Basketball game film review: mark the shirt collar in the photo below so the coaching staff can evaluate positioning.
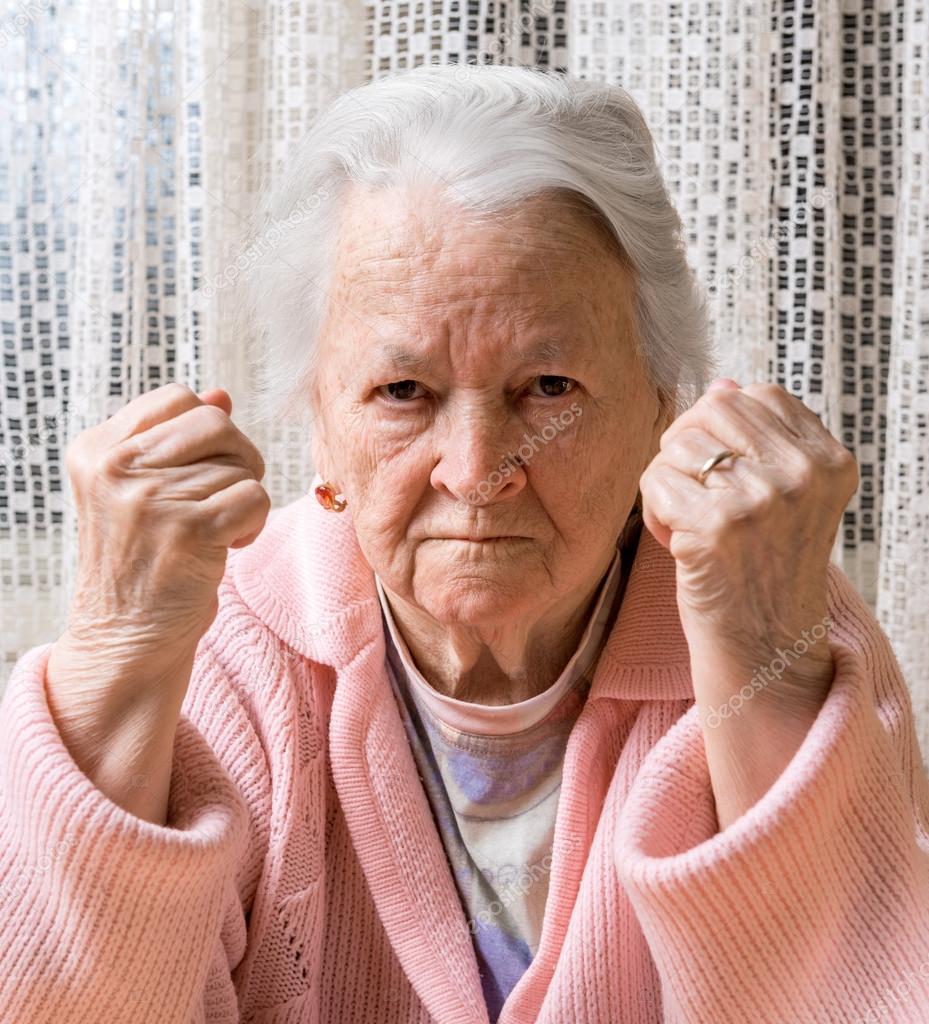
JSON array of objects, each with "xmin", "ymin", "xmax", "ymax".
[{"xmin": 373, "ymin": 539, "xmax": 626, "ymax": 732}]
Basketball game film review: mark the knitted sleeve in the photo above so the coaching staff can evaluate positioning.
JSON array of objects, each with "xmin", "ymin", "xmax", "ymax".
[
  {"xmin": 614, "ymin": 562, "xmax": 929, "ymax": 1023},
  {"xmin": 0, "ymin": 572, "xmax": 275, "ymax": 1024}
]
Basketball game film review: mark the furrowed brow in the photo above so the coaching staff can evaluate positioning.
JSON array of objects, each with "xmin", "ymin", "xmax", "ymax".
[
  {"xmin": 377, "ymin": 337, "xmax": 569, "ymax": 377},
  {"xmin": 521, "ymin": 339, "xmax": 566, "ymax": 364},
  {"xmin": 380, "ymin": 344, "xmax": 436, "ymax": 377}
]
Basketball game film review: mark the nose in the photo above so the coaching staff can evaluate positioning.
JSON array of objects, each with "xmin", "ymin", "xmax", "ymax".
[{"xmin": 430, "ymin": 405, "xmax": 527, "ymax": 508}]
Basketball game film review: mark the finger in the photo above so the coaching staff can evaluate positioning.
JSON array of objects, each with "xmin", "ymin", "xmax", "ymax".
[
  {"xmin": 102, "ymin": 383, "xmax": 205, "ymax": 445},
  {"xmin": 140, "ymin": 458, "xmax": 257, "ymax": 502},
  {"xmin": 643, "ymin": 460, "xmax": 773, "ymax": 545},
  {"xmin": 640, "ymin": 461, "xmax": 714, "ymax": 547},
  {"xmin": 657, "ymin": 381, "xmax": 737, "ymax": 446},
  {"xmin": 196, "ymin": 477, "xmax": 271, "ymax": 549},
  {"xmin": 660, "ymin": 426, "xmax": 757, "ymax": 485},
  {"xmin": 739, "ymin": 382, "xmax": 831, "ymax": 446},
  {"xmin": 663, "ymin": 386, "xmax": 802, "ymax": 465},
  {"xmin": 127, "ymin": 404, "xmax": 265, "ymax": 482},
  {"xmin": 197, "ymin": 387, "xmax": 233, "ymax": 418},
  {"xmin": 662, "ymin": 420, "xmax": 808, "ymax": 506},
  {"xmin": 707, "ymin": 377, "xmax": 741, "ymax": 391}
]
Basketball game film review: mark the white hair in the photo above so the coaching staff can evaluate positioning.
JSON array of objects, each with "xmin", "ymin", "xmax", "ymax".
[{"xmin": 235, "ymin": 62, "xmax": 716, "ymax": 432}]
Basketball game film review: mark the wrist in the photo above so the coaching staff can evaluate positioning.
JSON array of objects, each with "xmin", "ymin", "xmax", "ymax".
[
  {"xmin": 687, "ymin": 628, "xmax": 836, "ymax": 724},
  {"xmin": 46, "ymin": 632, "xmax": 195, "ymax": 729}
]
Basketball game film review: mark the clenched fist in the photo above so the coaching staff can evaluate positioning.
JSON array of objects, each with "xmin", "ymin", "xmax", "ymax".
[{"xmin": 49, "ymin": 382, "xmax": 271, "ymax": 707}]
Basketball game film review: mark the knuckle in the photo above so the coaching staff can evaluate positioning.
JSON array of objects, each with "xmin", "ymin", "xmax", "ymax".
[
  {"xmin": 782, "ymin": 461, "xmax": 815, "ymax": 500},
  {"xmin": 732, "ymin": 497, "xmax": 765, "ymax": 523},
  {"xmin": 655, "ymin": 433, "xmax": 681, "ymax": 460},
  {"xmin": 738, "ymin": 498, "xmax": 772, "ymax": 528},
  {"xmin": 640, "ymin": 463, "xmax": 667, "ymax": 496},
  {"xmin": 781, "ymin": 478, "xmax": 807, "ymax": 503},
  {"xmin": 703, "ymin": 388, "xmax": 735, "ymax": 411},
  {"xmin": 63, "ymin": 435, "xmax": 88, "ymax": 478},
  {"xmin": 659, "ymin": 422, "xmax": 678, "ymax": 447},
  {"xmin": 99, "ymin": 440, "xmax": 137, "ymax": 481},
  {"xmin": 198, "ymin": 403, "xmax": 230, "ymax": 431},
  {"xmin": 833, "ymin": 444, "xmax": 858, "ymax": 475},
  {"xmin": 127, "ymin": 475, "xmax": 165, "ymax": 505},
  {"xmin": 745, "ymin": 381, "xmax": 783, "ymax": 400},
  {"xmin": 242, "ymin": 478, "xmax": 271, "ymax": 508},
  {"xmin": 164, "ymin": 381, "xmax": 196, "ymax": 400},
  {"xmin": 186, "ymin": 496, "xmax": 220, "ymax": 537}
]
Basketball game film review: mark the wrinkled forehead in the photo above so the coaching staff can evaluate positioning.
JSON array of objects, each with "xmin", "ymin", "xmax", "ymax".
[{"xmin": 326, "ymin": 183, "xmax": 633, "ymax": 318}]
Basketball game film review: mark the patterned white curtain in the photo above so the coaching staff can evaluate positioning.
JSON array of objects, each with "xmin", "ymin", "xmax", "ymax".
[{"xmin": 2, "ymin": 0, "xmax": 928, "ymax": 765}]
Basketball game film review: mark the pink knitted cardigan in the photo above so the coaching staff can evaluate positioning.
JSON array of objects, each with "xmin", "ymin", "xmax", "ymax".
[{"xmin": 3, "ymin": 490, "xmax": 929, "ymax": 1024}]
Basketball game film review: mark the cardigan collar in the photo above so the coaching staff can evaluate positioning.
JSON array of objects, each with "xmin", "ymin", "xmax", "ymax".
[
  {"xmin": 231, "ymin": 479, "xmax": 694, "ymax": 702},
  {"xmin": 232, "ymin": 480, "xmax": 695, "ymax": 1023}
]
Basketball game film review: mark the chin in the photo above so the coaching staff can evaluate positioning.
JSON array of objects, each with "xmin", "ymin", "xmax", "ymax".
[{"xmin": 414, "ymin": 558, "xmax": 546, "ymax": 627}]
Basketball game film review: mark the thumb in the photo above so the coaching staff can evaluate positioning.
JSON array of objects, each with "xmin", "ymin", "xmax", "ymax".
[
  {"xmin": 707, "ymin": 377, "xmax": 740, "ymax": 392},
  {"xmin": 197, "ymin": 387, "xmax": 233, "ymax": 417}
]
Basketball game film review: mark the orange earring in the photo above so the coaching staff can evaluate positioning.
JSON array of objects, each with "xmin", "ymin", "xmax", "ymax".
[{"xmin": 314, "ymin": 481, "xmax": 347, "ymax": 512}]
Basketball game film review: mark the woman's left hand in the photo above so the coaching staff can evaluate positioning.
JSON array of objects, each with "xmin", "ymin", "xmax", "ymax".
[{"xmin": 639, "ymin": 378, "xmax": 860, "ymax": 716}]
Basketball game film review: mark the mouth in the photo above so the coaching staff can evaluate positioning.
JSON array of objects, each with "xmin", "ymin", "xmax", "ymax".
[{"xmin": 435, "ymin": 536, "xmax": 527, "ymax": 543}]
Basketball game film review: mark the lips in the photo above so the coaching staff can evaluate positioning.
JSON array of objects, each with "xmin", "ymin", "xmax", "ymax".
[{"xmin": 439, "ymin": 535, "xmax": 523, "ymax": 542}]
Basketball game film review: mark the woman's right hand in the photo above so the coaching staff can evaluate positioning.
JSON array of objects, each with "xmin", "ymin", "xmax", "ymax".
[
  {"xmin": 44, "ymin": 383, "xmax": 271, "ymax": 809},
  {"xmin": 64, "ymin": 380, "xmax": 268, "ymax": 642}
]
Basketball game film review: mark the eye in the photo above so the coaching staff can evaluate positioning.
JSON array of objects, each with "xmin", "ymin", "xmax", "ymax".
[
  {"xmin": 377, "ymin": 380, "xmax": 428, "ymax": 402},
  {"xmin": 525, "ymin": 375, "xmax": 576, "ymax": 398}
]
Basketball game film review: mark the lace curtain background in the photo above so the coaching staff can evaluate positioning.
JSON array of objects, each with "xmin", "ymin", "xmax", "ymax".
[{"xmin": 2, "ymin": 1, "xmax": 927, "ymax": 764}]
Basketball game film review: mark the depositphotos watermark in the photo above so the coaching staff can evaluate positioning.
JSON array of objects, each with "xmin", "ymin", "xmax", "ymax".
[
  {"xmin": 0, "ymin": 833, "xmax": 78, "ymax": 906},
  {"xmin": 0, "ymin": 0, "xmax": 52, "ymax": 47},
  {"xmin": 703, "ymin": 614, "xmax": 835, "ymax": 728},
  {"xmin": 199, "ymin": 186, "xmax": 330, "ymax": 298},
  {"xmin": 706, "ymin": 188, "xmax": 834, "ymax": 300},
  {"xmin": 454, "ymin": 401, "xmax": 582, "ymax": 513},
  {"xmin": 850, "ymin": 959, "xmax": 929, "ymax": 1022},
  {"xmin": 467, "ymin": 852, "xmax": 554, "ymax": 934}
]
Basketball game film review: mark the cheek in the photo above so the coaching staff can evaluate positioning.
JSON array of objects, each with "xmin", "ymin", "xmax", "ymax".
[
  {"xmin": 335, "ymin": 387, "xmax": 432, "ymax": 466},
  {"xmin": 341, "ymin": 430, "xmax": 434, "ymax": 554},
  {"xmin": 529, "ymin": 398, "xmax": 647, "ymax": 516},
  {"xmin": 349, "ymin": 428, "xmax": 433, "ymax": 497},
  {"xmin": 524, "ymin": 400, "xmax": 627, "ymax": 479},
  {"xmin": 325, "ymin": 400, "xmax": 407, "ymax": 483}
]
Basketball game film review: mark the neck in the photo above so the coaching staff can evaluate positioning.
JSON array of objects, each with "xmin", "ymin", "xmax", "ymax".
[{"xmin": 379, "ymin": 546, "xmax": 621, "ymax": 706}]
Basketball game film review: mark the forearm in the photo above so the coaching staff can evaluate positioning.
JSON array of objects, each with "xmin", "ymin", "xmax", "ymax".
[
  {"xmin": 690, "ymin": 639, "xmax": 835, "ymax": 830},
  {"xmin": 45, "ymin": 639, "xmax": 196, "ymax": 826},
  {"xmin": 699, "ymin": 689, "xmax": 825, "ymax": 830}
]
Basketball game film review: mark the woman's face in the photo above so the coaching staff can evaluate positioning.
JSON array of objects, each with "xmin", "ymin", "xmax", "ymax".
[{"xmin": 311, "ymin": 185, "xmax": 670, "ymax": 628}]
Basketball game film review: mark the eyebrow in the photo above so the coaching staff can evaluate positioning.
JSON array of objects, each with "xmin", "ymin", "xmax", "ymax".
[{"xmin": 380, "ymin": 338, "xmax": 568, "ymax": 376}]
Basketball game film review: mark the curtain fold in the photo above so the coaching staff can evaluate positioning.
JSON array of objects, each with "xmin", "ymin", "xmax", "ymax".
[{"xmin": 2, "ymin": 0, "xmax": 927, "ymax": 765}]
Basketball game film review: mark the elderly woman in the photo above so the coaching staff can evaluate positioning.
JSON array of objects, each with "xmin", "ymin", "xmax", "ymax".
[{"xmin": 3, "ymin": 63, "xmax": 928, "ymax": 1024}]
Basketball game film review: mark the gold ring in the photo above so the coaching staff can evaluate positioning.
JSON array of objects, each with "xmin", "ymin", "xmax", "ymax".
[{"xmin": 697, "ymin": 449, "xmax": 739, "ymax": 483}]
